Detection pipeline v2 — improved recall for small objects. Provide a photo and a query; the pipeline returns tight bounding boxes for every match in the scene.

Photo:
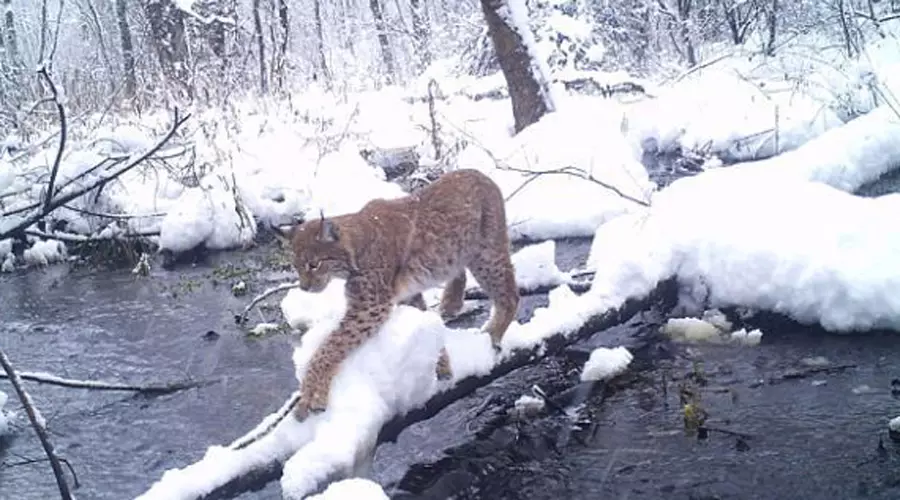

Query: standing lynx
[288,168,519,419]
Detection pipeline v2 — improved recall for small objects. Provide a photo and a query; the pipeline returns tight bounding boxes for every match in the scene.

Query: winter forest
[2,0,900,499]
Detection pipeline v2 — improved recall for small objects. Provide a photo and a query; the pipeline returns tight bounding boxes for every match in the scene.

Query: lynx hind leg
[294,300,393,420]
[400,293,428,311]
[435,346,453,381]
[439,271,467,320]
[468,251,519,348]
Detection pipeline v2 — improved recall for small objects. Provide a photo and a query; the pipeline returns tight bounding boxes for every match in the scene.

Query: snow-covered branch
[0,370,216,395]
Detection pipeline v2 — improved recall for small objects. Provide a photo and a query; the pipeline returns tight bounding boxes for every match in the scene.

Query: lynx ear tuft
[318,215,339,243]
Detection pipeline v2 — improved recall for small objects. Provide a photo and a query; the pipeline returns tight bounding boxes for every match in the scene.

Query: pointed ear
[318,217,339,243]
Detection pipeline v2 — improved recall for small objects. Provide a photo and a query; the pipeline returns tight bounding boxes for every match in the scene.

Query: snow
[890,416,900,433]
[661,316,763,346]
[0,391,11,438]
[457,102,654,241]
[513,394,546,416]
[23,239,67,266]
[580,346,633,382]
[508,240,568,290]
[159,174,257,253]
[306,478,388,500]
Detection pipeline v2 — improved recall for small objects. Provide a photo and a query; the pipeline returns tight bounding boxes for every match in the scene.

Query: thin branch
[38,67,67,217]
[0,370,217,395]
[0,350,73,499]
[234,281,301,325]
[23,229,160,243]
[1,456,81,488]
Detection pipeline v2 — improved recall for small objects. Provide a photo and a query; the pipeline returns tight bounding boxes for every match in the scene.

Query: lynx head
[290,212,354,293]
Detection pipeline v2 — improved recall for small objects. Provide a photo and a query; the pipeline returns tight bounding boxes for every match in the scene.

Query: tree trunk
[251,0,267,93]
[765,0,779,56]
[115,0,136,100]
[410,0,431,72]
[3,0,19,67]
[369,0,395,84]
[313,0,330,83]
[143,0,190,97]
[273,0,288,90]
[479,0,552,133]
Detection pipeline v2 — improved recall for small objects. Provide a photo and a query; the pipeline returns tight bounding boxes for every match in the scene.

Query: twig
[234,281,301,324]
[699,425,754,440]
[37,67,67,217]
[0,370,216,395]
[0,349,73,499]
[228,391,301,450]
[1,456,81,488]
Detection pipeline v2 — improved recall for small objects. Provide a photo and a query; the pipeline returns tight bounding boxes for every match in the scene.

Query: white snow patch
[509,240,568,290]
[580,346,633,382]
[159,175,257,253]
[306,478,388,500]
[307,145,406,218]
[513,394,546,414]
[0,391,11,438]
[23,239,67,267]
[889,416,900,433]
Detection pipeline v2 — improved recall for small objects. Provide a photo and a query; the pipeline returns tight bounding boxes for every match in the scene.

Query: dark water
[0,257,298,499]
[387,313,900,499]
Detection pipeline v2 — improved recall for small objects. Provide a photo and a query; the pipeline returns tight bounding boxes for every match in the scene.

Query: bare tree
[479,0,553,133]
[719,0,758,44]
[115,0,136,99]
[369,0,396,83]
[313,0,330,83]
[410,0,432,72]
[251,0,267,93]
[143,0,190,98]
[764,0,779,55]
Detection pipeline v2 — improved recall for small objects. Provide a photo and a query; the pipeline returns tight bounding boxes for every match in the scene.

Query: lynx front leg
[294,288,393,420]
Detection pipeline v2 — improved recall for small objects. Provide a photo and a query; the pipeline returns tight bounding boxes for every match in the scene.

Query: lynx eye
[306,261,320,271]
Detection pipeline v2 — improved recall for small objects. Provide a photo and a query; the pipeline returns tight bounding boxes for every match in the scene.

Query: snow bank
[580,346,633,382]
[629,69,843,161]
[585,143,900,332]
[458,103,654,241]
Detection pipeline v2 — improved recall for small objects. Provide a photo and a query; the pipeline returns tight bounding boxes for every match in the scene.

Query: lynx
[287,169,519,419]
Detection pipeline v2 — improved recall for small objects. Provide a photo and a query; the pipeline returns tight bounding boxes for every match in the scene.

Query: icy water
[1,167,900,499]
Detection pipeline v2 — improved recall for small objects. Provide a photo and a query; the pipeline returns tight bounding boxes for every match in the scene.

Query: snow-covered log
[136,276,677,500]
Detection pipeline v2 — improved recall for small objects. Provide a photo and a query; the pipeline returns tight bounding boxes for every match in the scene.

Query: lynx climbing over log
[288,169,519,419]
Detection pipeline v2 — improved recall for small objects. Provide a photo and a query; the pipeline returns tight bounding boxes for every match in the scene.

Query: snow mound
[509,240,569,290]
[23,239,67,267]
[661,317,763,346]
[306,478,388,500]
[890,416,900,433]
[159,174,257,253]
[587,165,900,333]
[307,145,406,219]
[580,346,633,382]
